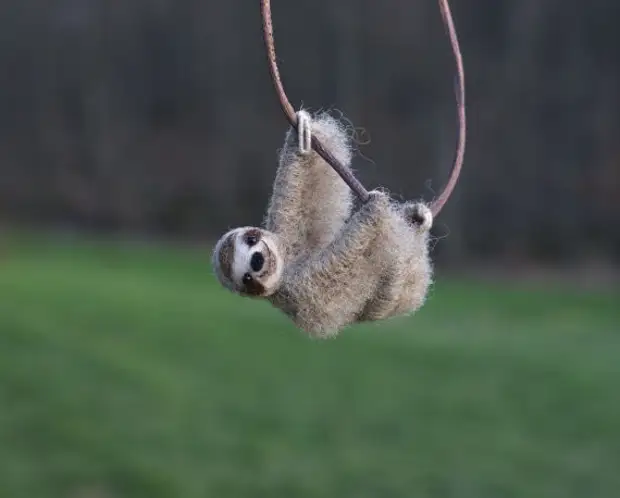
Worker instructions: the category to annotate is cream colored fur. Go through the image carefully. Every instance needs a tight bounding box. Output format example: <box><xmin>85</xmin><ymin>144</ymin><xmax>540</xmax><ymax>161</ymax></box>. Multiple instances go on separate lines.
<box><xmin>212</xmin><ymin>111</ymin><xmax>433</xmax><ymax>338</ymax></box>
<box><xmin>264</xmin><ymin>112</ymin><xmax>354</xmax><ymax>260</ymax></box>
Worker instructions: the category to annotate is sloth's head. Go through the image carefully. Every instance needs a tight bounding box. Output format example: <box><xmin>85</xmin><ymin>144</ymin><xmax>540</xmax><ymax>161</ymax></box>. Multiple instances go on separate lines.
<box><xmin>212</xmin><ymin>227</ymin><xmax>283</xmax><ymax>298</ymax></box>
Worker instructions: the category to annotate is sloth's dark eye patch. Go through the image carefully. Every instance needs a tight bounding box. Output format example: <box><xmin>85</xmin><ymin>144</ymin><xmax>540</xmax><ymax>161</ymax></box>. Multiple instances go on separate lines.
<box><xmin>244</xmin><ymin>229</ymin><xmax>261</xmax><ymax>247</ymax></box>
<box><xmin>242</xmin><ymin>273</ymin><xmax>253</xmax><ymax>284</ymax></box>
<box><xmin>250</xmin><ymin>252</ymin><xmax>265</xmax><ymax>272</ymax></box>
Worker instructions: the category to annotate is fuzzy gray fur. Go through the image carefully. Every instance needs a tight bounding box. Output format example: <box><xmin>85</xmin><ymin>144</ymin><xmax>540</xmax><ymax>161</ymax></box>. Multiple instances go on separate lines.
<box><xmin>212</xmin><ymin>112</ymin><xmax>433</xmax><ymax>338</ymax></box>
<box><xmin>264</xmin><ymin>112</ymin><xmax>354</xmax><ymax>259</ymax></box>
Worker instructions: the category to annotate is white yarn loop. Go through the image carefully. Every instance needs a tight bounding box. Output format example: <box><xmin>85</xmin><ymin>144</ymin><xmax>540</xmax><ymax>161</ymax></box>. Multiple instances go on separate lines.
<box><xmin>296</xmin><ymin>110</ymin><xmax>312</xmax><ymax>155</ymax></box>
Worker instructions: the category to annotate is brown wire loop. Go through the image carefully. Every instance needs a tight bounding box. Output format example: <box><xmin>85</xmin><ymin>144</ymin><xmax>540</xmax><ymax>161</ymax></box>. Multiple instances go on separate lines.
<box><xmin>260</xmin><ymin>0</ymin><xmax>465</xmax><ymax>216</ymax></box>
<box><xmin>260</xmin><ymin>0</ymin><xmax>370</xmax><ymax>203</ymax></box>
<box><xmin>430</xmin><ymin>0</ymin><xmax>466</xmax><ymax>216</ymax></box>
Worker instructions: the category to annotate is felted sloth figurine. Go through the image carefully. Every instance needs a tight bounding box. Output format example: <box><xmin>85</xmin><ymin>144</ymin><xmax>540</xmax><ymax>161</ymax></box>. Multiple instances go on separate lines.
<box><xmin>212</xmin><ymin>112</ymin><xmax>433</xmax><ymax>338</ymax></box>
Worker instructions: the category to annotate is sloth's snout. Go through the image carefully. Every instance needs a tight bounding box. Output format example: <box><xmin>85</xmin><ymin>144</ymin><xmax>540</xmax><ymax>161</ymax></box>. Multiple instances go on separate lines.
<box><xmin>250</xmin><ymin>252</ymin><xmax>265</xmax><ymax>272</ymax></box>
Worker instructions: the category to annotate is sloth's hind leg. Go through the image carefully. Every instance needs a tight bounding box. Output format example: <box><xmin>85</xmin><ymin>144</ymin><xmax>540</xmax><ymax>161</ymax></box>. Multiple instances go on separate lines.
<box><xmin>401</xmin><ymin>202</ymin><xmax>433</xmax><ymax>232</ymax></box>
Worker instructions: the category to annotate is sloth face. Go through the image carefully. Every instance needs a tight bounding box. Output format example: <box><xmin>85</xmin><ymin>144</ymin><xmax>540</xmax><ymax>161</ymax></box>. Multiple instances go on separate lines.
<box><xmin>212</xmin><ymin>227</ymin><xmax>283</xmax><ymax>297</ymax></box>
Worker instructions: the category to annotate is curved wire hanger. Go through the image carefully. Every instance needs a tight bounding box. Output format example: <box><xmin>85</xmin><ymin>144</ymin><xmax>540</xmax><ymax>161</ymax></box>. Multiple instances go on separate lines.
<box><xmin>260</xmin><ymin>0</ymin><xmax>466</xmax><ymax>217</ymax></box>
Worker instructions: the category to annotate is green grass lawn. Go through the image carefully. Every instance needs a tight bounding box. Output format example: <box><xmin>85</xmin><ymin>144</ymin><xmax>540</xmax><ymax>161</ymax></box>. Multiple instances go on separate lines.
<box><xmin>0</xmin><ymin>234</ymin><xmax>618</xmax><ymax>498</ymax></box>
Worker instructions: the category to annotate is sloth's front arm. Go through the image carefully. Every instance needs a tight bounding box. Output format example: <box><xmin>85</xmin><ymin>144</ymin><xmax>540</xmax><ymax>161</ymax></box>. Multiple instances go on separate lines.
<box><xmin>264</xmin><ymin>113</ymin><xmax>354</xmax><ymax>261</ymax></box>
<box><xmin>263</xmin><ymin>128</ymin><xmax>308</xmax><ymax>259</ymax></box>
<box><xmin>280</xmin><ymin>192</ymin><xmax>390</xmax><ymax>336</ymax></box>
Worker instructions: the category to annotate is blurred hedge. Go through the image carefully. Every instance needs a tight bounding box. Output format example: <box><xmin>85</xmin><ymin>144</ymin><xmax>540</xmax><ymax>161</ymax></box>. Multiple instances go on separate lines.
<box><xmin>0</xmin><ymin>0</ymin><xmax>618</xmax><ymax>265</ymax></box>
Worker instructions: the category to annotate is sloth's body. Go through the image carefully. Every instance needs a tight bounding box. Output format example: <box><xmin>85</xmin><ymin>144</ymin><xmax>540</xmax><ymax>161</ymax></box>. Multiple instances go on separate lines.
<box><xmin>213</xmin><ymin>112</ymin><xmax>433</xmax><ymax>338</ymax></box>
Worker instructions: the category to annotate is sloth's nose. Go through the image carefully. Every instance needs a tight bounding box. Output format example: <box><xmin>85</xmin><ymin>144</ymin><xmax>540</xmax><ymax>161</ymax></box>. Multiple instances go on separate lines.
<box><xmin>250</xmin><ymin>252</ymin><xmax>265</xmax><ymax>272</ymax></box>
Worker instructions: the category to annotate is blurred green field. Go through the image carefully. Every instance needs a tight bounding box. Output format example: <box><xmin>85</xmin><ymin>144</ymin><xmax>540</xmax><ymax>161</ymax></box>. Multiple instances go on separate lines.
<box><xmin>0</xmin><ymin>234</ymin><xmax>618</xmax><ymax>498</ymax></box>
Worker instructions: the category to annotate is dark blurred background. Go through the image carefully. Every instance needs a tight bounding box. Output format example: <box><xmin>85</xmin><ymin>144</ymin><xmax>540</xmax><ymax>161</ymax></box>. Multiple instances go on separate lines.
<box><xmin>1</xmin><ymin>0</ymin><xmax>618</xmax><ymax>268</ymax></box>
<box><xmin>0</xmin><ymin>2</ymin><xmax>619</xmax><ymax>497</ymax></box>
